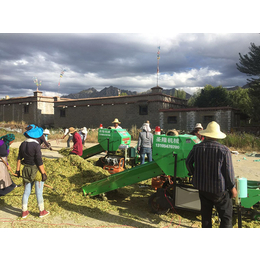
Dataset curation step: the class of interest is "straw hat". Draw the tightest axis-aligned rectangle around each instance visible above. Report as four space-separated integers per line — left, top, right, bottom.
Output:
81 127 87 134
166 129 179 136
199 121 226 139
195 123 203 130
69 127 76 134
112 118 121 124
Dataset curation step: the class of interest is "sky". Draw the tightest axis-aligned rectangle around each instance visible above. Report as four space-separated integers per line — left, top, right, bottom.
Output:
1 2 260 100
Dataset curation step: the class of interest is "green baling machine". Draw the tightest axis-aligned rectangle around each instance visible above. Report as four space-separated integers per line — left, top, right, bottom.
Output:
81 128 131 159
82 132 201 210
81 129 260 222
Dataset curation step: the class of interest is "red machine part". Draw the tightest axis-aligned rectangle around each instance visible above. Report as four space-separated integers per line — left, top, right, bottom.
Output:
103 158 125 174
151 175 173 190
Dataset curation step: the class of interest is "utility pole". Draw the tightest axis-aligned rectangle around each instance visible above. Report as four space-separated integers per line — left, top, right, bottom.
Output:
157 46 160 86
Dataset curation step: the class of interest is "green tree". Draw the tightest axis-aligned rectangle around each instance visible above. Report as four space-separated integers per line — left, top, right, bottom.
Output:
187 89 201 106
192 85 230 107
188 85 254 121
236 42 260 121
228 87 253 116
236 43 260 84
174 89 186 99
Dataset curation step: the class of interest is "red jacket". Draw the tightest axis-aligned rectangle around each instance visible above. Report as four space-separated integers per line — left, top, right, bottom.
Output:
71 132 83 156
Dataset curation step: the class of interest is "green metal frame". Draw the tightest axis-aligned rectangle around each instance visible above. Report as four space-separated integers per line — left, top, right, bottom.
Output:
82 161 163 196
81 144 104 159
81 128 131 159
152 134 200 177
82 134 200 196
240 181 260 208
81 131 260 212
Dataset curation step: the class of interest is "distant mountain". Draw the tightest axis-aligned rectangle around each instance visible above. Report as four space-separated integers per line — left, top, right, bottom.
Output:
62 86 137 99
226 84 250 91
162 88 192 99
141 87 192 99
64 85 254 100
62 84 250 100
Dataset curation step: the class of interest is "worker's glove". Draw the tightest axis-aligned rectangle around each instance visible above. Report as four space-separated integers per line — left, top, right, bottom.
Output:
15 170 20 178
41 173 47 182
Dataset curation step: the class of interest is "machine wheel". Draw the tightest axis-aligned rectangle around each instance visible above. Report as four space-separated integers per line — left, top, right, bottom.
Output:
148 192 171 215
251 210 260 221
96 157 105 167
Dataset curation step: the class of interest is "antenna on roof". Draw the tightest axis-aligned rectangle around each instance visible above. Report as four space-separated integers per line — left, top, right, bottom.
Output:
157 46 160 86
33 77 41 91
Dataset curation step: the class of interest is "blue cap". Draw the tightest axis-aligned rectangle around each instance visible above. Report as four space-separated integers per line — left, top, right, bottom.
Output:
24 124 43 138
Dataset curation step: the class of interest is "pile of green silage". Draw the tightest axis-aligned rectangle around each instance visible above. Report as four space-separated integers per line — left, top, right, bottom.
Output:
1 148 163 228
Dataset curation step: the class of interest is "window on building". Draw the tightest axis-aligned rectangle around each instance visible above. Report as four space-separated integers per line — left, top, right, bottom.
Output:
139 105 148 115
203 115 214 125
24 105 29 114
167 116 177 124
60 109 66 117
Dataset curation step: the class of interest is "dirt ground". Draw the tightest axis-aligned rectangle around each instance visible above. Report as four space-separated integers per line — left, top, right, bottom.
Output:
1 139 260 228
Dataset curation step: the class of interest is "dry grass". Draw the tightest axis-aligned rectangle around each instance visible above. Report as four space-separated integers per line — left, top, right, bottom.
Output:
128 125 141 140
220 133 260 152
86 130 98 143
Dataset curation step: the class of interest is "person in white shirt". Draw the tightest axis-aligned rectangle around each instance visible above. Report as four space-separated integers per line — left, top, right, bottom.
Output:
112 118 122 129
79 127 88 146
62 128 73 148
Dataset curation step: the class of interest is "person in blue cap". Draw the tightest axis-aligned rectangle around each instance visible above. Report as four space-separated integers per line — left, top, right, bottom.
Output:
16 124 49 218
24 124 52 150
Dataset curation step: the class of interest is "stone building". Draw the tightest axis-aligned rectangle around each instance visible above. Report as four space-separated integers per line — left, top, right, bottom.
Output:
53 86 188 129
0 90 59 127
0 86 242 133
159 106 241 133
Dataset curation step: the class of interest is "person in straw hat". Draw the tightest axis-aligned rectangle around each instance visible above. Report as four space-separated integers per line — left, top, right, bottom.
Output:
112 118 122 129
186 121 237 228
68 127 83 156
189 123 204 141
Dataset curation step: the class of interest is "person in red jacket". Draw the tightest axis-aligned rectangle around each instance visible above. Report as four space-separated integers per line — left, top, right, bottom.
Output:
68 127 83 156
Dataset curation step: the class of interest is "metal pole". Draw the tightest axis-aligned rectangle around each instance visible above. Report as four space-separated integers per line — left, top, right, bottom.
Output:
237 200 242 228
172 153 177 207
157 46 160 86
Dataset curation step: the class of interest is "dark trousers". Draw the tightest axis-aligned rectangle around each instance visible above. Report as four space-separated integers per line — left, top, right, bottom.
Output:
199 190 233 228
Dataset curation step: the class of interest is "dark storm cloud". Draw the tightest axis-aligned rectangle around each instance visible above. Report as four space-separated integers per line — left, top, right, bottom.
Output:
0 33 259 98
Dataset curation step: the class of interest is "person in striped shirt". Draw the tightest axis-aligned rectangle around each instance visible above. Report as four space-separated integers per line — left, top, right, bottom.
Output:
186 121 237 228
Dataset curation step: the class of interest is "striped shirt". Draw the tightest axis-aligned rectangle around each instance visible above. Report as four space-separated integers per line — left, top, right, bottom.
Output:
185 139 235 194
